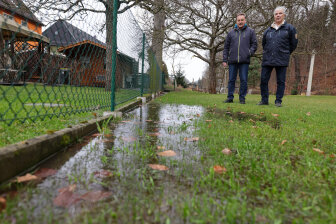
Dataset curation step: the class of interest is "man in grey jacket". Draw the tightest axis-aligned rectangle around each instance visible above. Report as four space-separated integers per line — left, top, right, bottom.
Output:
223 13 258 104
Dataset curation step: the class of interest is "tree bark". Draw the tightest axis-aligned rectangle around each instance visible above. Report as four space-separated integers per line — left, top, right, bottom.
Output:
152 0 165 69
208 50 217 94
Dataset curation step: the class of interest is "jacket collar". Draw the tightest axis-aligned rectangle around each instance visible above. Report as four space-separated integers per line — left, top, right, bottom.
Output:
234 24 247 31
271 20 286 30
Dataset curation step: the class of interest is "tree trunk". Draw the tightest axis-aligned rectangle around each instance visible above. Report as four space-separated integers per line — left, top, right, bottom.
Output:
105 0 113 91
208 50 217 94
152 0 165 69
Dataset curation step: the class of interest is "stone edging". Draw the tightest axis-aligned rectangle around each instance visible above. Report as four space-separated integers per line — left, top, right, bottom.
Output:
0 95 153 184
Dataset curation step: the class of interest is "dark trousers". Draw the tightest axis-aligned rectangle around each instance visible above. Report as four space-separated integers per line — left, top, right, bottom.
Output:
227 63 249 101
260 66 287 104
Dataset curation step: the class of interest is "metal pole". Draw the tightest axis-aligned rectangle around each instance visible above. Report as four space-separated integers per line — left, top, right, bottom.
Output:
141 33 145 96
306 50 316 96
111 0 118 111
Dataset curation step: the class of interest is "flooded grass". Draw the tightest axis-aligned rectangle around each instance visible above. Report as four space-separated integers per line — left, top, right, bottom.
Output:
1 91 336 223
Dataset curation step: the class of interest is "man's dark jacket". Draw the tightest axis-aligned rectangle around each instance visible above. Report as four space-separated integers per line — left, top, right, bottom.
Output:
223 24 258 64
262 22 298 67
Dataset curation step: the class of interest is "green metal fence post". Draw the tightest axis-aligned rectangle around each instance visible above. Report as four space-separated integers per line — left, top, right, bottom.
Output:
141 33 145 96
111 0 119 111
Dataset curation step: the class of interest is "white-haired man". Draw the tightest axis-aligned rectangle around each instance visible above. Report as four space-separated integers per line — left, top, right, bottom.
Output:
258 6 298 107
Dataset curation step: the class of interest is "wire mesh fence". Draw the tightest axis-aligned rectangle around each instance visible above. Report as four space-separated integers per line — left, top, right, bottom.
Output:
0 0 164 126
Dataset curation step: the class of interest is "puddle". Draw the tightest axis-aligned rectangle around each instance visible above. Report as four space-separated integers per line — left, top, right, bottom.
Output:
1 102 205 223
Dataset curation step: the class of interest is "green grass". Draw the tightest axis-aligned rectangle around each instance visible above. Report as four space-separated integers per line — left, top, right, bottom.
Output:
1 90 335 223
0 83 147 147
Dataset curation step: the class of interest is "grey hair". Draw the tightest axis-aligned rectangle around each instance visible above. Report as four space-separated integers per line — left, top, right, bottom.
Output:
237 13 246 18
274 6 287 16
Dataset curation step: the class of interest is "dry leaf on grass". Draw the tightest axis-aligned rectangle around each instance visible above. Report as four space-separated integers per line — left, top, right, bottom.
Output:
313 148 324 154
184 137 200 142
34 168 57 179
122 136 136 142
157 146 166 150
205 120 212 122
306 112 311 116
208 124 212 128
252 126 257 129
146 120 153 122
0 197 6 212
157 150 177 157
80 191 112 203
148 164 169 171
222 148 232 155
17 174 38 183
281 140 287 145
213 165 227 174
121 120 131 123
229 120 234 123
53 185 80 208
104 134 113 138
329 154 335 158
196 114 201 117
272 113 279 117
149 133 160 137
91 133 101 137
94 170 113 178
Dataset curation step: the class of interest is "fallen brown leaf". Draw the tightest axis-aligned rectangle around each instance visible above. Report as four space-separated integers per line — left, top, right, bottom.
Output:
80 191 112 203
260 112 265 115
54 185 80 208
222 148 232 155
148 164 169 171
184 137 200 142
34 168 57 179
146 120 153 122
196 114 200 117
94 170 113 178
104 134 113 138
149 132 160 137
0 197 6 212
281 140 287 145
240 111 246 114
17 174 38 183
229 120 234 123
249 119 256 123
313 148 324 154
306 112 311 116
122 136 136 142
205 120 212 122
213 165 227 174
157 150 177 157
91 133 101 137
329 154 335 158
157 146 166 150
121 120 131 123
208 124 212 128
252 126 257 129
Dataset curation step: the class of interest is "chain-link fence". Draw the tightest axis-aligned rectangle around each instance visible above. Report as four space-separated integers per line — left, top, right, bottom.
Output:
0 0 164 126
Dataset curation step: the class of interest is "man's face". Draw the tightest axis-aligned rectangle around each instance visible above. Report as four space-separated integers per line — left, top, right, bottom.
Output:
274 9 285 24
236 15 246 29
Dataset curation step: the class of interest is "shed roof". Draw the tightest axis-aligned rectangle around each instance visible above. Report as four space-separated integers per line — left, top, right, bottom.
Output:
43 20 105 47
0 0 43 25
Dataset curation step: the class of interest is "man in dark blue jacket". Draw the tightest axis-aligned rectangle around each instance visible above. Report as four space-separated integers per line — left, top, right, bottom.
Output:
258 6 298 107
223 13 258 104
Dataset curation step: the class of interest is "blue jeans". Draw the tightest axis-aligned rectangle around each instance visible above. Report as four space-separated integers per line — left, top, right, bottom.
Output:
260 66 287 104
227 63 249 101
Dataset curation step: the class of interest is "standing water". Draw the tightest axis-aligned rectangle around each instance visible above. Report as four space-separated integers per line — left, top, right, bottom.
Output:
1 102 206 223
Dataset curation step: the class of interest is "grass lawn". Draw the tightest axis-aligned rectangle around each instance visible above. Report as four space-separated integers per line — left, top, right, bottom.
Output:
0 90 335 223
0 83 145 147
155 90 336 223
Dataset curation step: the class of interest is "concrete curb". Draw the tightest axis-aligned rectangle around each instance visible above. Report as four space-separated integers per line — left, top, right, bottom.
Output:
0 95 153 183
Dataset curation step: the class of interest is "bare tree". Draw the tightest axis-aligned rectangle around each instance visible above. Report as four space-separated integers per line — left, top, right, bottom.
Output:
165 0 256 93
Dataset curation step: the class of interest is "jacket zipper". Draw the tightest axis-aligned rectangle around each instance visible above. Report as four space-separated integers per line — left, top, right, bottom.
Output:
238 30 241 63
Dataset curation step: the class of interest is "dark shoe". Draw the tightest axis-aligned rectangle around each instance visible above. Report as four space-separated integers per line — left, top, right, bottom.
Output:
257 101 269 105
240 100 245 104
224 99 233 103
275 102 282 107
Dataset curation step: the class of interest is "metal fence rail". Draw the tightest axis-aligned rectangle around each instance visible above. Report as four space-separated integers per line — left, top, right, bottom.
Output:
0 0 164 126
